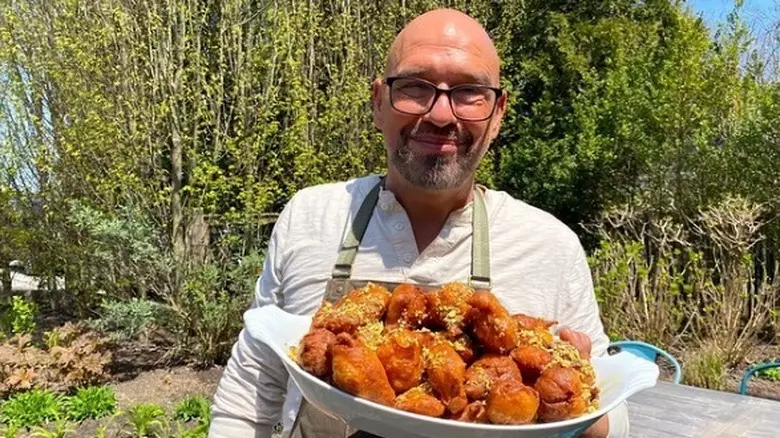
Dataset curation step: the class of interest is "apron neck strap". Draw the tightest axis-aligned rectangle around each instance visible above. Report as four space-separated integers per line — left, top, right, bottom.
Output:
331 180 382 280
470 186 491 290
331 178 491 289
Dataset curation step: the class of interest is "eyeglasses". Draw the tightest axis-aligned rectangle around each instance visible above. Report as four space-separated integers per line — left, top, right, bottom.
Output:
383 76 502 122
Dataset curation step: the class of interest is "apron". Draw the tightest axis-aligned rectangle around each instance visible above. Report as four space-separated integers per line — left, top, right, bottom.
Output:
289 178 492 438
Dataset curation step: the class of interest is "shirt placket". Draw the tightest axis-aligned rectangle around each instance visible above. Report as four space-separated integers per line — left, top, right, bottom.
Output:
378 194 419 271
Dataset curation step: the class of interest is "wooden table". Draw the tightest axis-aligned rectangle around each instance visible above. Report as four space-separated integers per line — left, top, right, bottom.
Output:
627 381 780 437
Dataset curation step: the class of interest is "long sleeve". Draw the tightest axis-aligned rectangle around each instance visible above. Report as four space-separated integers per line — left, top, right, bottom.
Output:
208 201 293 438
560 235 630 438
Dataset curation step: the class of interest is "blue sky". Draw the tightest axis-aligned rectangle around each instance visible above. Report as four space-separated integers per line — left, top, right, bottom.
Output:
689 0 777 34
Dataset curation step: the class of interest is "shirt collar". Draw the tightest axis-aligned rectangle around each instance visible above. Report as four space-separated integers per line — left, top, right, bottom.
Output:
377 185 473 226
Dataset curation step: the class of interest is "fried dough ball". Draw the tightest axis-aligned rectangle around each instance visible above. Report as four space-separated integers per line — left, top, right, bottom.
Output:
485 378 540 425
331 333 395 406
394 384 446 418
467 291 518 354
448 333 477 364
426 282 474 336
534 366 588 422
464 355 523 401
298 328 337 377
376 328 424 393
513 313 556 348
510 345 553 385
425 341 468 414
386 284 428 329
313 283 391 334
450 400 489 423
417 330 446 349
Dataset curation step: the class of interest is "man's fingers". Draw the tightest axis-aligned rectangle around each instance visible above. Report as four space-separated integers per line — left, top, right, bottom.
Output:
558 327 591 360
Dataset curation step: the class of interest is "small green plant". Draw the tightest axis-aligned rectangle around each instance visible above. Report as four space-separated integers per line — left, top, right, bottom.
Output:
28 414 75 438
683 344 726 390
755 363 780 382
173 422 208 438
63 386 117 422
92 410 123 438
0 389 66 428
125 403 167 438
0 424 19 438
173 396 211 425
87 298 161 342
0 296 38 336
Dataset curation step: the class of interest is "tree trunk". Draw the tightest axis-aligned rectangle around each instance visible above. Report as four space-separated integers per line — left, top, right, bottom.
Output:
171 122 185 260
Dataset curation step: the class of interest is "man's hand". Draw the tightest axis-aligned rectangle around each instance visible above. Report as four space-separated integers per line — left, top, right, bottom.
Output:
559 327 591 360
557 328 608 437
581 415 609 438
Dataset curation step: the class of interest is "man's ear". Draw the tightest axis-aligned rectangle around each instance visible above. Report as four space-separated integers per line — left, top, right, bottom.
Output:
488 90 508 141
371 78 384 130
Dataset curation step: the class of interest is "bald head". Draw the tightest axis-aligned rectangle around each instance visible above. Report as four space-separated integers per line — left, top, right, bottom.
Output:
385 8 500 86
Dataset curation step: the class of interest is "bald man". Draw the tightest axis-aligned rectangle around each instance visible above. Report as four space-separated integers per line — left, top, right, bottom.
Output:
209 8 629 438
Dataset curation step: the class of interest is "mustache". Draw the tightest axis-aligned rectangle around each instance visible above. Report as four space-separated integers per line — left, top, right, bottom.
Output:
405 122 472 145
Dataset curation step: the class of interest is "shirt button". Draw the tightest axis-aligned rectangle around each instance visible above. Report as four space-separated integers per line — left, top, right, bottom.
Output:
394 222 405 231
402 253 413 263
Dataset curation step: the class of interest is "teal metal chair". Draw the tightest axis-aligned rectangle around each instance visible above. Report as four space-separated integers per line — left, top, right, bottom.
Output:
609 340 682 384
739 361 780 395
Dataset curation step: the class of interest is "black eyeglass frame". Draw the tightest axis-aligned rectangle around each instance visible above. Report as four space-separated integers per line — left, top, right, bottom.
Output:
382 76 503 122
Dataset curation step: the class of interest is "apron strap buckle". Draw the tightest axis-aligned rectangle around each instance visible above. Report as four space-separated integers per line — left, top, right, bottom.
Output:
469 275 492 290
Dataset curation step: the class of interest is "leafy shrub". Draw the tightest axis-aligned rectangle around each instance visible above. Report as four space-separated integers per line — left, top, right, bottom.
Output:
63 386 117 422
163 252 263 365
0 323 112 396
87 298 162 342
173 396 211 424
0 389 66 428
64 201 172 310
125 403 167 438
0 296 38 336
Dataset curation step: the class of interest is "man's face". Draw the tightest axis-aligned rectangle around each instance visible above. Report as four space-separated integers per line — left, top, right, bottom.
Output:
372 23 506 191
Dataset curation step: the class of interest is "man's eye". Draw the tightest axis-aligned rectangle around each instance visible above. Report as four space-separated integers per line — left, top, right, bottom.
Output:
455 88 489 104
397 83 431 97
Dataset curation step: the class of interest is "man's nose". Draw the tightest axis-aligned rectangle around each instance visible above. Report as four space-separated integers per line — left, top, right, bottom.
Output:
424 92 457 127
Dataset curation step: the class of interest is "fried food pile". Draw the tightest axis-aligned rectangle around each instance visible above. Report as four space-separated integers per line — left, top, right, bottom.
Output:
292 282 599 425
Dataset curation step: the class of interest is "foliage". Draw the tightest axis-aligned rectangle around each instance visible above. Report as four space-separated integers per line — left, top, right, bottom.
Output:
173 422 208 438
0 389 66 428
62 386 117 422
28 416 75 438
588 196 778 366
162 252 263 365
586 206 692 348
172 396 211 425
0 424 18 438
87 299 163 343
0 296 38 336
125 403 167 438
682 342 727 391
752 362 780 382
0 323 112 397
